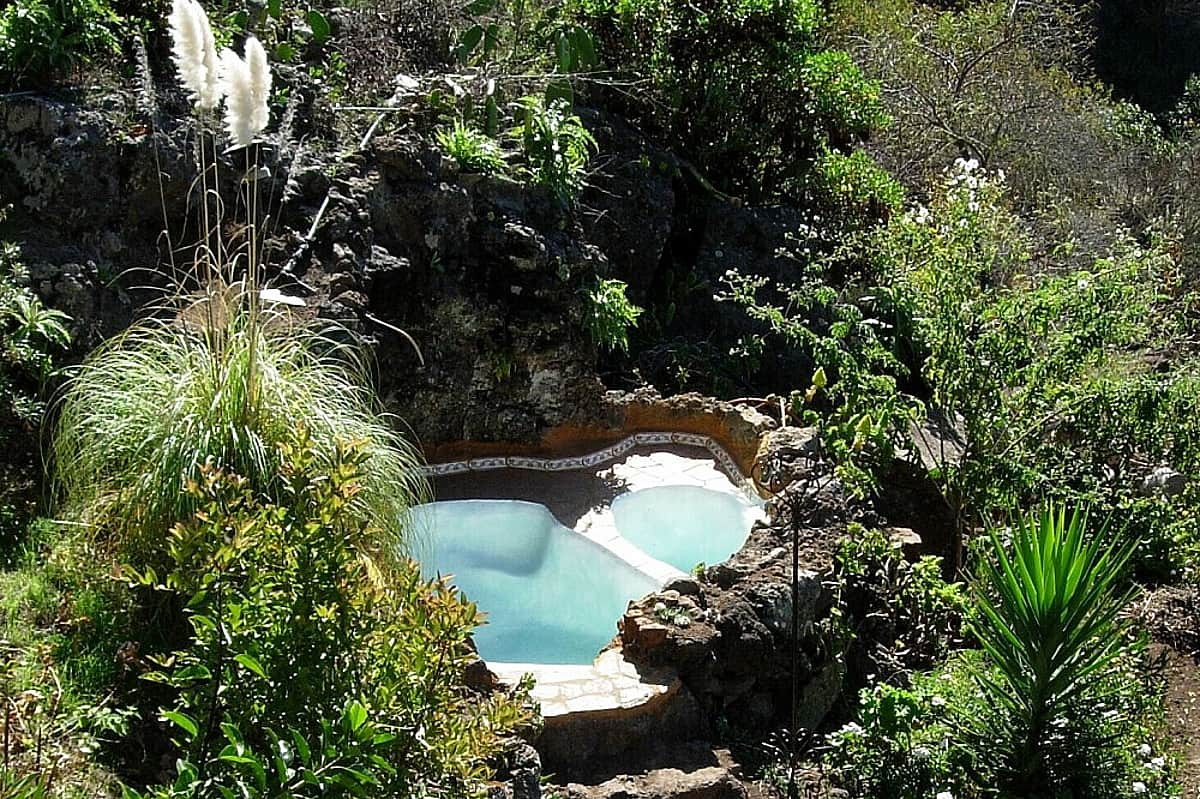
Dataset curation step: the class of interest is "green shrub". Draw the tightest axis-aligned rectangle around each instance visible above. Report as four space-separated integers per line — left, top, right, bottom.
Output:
570 0 887 198
966 505 1143 795
807 148 904 225
130 435 533 798
826 662 979 798
0 0 122 88
51 294 429 572
873 159 1200 576
583 277 642 352
827 647 1176 799
0 212 71 438
438 119 509 175
834 525 965 676
513 96 596 206
718 258 919 493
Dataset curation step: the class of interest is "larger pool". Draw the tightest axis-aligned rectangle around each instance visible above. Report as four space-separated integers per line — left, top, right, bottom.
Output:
410 500 660 664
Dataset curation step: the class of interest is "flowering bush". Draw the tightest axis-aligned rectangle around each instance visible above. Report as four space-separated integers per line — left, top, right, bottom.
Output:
127 435 532 798
826 661 979 799
826 649 1178 799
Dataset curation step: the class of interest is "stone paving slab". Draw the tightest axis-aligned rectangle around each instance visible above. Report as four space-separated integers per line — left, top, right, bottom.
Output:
491 649 677 718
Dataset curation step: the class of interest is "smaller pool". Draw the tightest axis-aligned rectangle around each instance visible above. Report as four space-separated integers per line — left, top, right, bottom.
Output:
610 484 761 574
410 500 660 665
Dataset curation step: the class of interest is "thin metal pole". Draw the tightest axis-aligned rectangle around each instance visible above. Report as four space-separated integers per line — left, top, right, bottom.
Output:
789 493 801 799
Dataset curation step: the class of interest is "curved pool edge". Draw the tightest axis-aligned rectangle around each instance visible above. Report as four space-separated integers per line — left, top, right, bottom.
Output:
417 430 757 495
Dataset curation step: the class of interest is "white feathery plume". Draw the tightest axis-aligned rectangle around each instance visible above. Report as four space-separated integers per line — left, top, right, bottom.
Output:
193 1 221 110
243 36 272 135
219 47 257 148
168 0 220 110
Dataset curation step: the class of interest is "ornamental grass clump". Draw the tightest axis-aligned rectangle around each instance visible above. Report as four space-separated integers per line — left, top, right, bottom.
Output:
52 0 429 570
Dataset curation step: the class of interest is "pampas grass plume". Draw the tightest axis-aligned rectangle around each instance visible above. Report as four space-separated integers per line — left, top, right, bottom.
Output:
219 47 257 148
244 36 272 134
220 38 271 148
168 0 220 110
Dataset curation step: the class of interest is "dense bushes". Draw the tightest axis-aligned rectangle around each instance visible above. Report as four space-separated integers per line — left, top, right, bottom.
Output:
827 508 1173 799
568 0 887 199
126 435 531 798
872 158 1200 577
0 0 123 87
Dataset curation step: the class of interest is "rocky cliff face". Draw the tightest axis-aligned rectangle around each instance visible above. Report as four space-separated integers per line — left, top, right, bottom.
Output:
2 80 826 445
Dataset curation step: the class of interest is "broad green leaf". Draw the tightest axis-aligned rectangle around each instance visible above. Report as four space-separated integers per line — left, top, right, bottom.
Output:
307 9 331 42
162 710 199 739
234 653 268 679
457 24 484 62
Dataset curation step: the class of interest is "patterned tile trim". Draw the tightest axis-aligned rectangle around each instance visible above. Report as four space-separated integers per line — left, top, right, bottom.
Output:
419 431 747 482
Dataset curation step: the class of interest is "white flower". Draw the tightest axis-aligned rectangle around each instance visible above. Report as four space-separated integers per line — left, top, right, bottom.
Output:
243 36 272 134
937 791 954 799
168 0 221 110
219 40 271 148
1147 756 1166 771
1132 782 1147 794
1138 744 1153 757
219 48 255 146
930 695 946 707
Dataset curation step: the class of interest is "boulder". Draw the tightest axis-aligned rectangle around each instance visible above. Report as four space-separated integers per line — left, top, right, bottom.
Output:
566 766 746 799
1140 466 1187 498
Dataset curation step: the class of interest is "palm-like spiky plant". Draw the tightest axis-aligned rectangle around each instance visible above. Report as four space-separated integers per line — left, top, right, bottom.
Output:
966 505 1142 795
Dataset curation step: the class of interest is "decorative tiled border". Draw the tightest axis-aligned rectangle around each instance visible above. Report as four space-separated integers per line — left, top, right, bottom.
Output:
419 431 745 483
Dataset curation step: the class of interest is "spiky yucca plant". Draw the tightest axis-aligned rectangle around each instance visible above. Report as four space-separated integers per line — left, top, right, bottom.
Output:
967 505 1142 795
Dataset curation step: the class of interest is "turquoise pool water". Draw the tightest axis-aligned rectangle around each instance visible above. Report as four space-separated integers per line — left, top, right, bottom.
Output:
610 485 760 574
410 500 660 665
412 486 760 665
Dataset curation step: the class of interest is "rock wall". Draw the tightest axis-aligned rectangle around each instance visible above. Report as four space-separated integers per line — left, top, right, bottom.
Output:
613 428 865 749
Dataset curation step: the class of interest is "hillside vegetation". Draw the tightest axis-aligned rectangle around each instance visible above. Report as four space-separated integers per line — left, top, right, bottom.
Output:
2 0 1200 795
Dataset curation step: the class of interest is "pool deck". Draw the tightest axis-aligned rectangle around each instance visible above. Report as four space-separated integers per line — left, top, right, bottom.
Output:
432 444 765 720
490 648 678 717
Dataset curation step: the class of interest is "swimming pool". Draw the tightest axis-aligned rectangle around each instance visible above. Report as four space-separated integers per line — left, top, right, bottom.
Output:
412 485 762 665
410 500 661 664
610 485 761 573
